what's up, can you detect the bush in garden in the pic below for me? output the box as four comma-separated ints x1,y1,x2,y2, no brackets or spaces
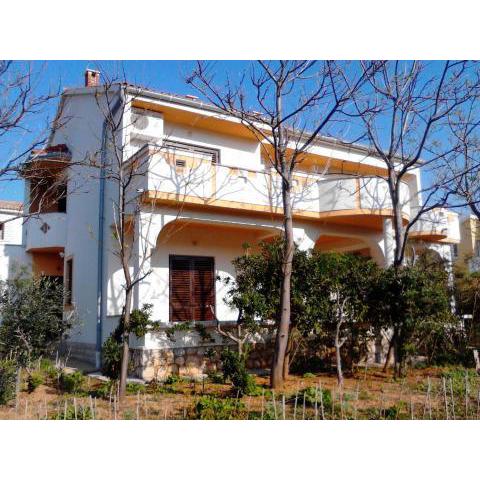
52,404,93,420
89,380,116,399
126,382,146,395
101,336,122,379
194,396,245,419
59,371,85,394
370,252,455,376
0,273,74,367
39,358,60,383
226,242,380,381
27,371,44,393
296,386,332,410
0,359,18,405
220,348,259,396
101,304,154,379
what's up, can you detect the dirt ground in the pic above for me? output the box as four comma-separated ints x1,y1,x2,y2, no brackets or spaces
1,365,478,420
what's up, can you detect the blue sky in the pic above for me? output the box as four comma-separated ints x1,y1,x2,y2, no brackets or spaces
0,60,461,207
0,60,250,201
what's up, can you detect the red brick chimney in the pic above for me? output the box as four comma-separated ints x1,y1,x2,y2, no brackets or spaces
85,69,100,87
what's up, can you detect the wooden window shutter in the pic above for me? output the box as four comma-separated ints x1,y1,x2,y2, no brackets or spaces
169,255,215,322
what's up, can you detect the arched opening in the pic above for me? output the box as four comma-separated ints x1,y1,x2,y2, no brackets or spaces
147,219,282,323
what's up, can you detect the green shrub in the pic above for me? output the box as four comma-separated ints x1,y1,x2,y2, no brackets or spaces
101,304,155,380
39,358,59,382
147,378,180,395
297,386,332,410
383,405,400,420
0,359,17,405
101,336,122,379
90,380,115,399
303,372,316,379
207,371,224,384
194,396,245,419
248,404,276,420
59,371,85,394
0,274,73,366
27,371,44,393
126,382,146,395
164,374,182,385
359,404,405,420
122,409,135,420
220,348,258,396
441,367,478,397
52,404,93,420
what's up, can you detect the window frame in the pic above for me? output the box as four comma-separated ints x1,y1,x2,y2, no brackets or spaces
169,254,216,322
163,139,220,165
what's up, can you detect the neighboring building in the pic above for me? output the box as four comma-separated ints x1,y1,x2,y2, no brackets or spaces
0,200,29,281
14,70,461,379
457,215,480,272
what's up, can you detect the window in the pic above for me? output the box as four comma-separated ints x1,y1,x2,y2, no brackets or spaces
57,185,67,213
29,180,68,214
475,240,480,257
452,243,458,258
169,255,215,322
64,258,73,305
0,222,4,240
164,140,220,165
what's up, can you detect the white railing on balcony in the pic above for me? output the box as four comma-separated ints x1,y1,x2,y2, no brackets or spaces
145,155,411,218
411,208,460,241
25,212,67,251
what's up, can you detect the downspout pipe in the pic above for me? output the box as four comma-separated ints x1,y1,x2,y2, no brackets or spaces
95,88,125,369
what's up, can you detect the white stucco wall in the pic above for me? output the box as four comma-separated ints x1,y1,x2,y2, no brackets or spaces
164,121,262,170
49,92,107,346
0,210,29,281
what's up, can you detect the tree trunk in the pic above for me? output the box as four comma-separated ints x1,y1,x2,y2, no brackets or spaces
393,332,403,379
271,173,294,389
118,286,133,398
382,330,395,372
473,349,480,375
283,351,290,380
335,319,344,387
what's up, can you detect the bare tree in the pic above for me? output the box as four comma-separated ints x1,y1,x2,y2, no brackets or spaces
351,60,480,267
442,98,480,221
93,71,209,397
349,60,480,376
0,61,59,220
187,60,380,388
441,97,480,372
92,78,153,398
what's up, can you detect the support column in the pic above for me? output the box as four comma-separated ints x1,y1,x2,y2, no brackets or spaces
134,211,164,312
383,217,395,267
294,226,318,252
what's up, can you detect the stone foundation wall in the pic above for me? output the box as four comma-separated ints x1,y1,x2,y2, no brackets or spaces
132,341,274,382
60,341,97,367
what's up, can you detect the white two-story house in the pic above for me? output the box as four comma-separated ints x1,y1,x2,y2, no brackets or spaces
20,70,461,380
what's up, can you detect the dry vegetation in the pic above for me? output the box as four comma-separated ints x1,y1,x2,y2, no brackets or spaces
1,365,479,420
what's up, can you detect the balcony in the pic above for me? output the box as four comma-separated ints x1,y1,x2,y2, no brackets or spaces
139,149,411,229
25,212,67,252
410,209,460,243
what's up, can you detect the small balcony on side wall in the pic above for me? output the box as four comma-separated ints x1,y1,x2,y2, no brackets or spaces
410,208,460,243
21,144,70,253
25,212,67,252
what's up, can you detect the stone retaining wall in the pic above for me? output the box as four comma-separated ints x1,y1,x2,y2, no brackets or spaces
132,341,274,381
